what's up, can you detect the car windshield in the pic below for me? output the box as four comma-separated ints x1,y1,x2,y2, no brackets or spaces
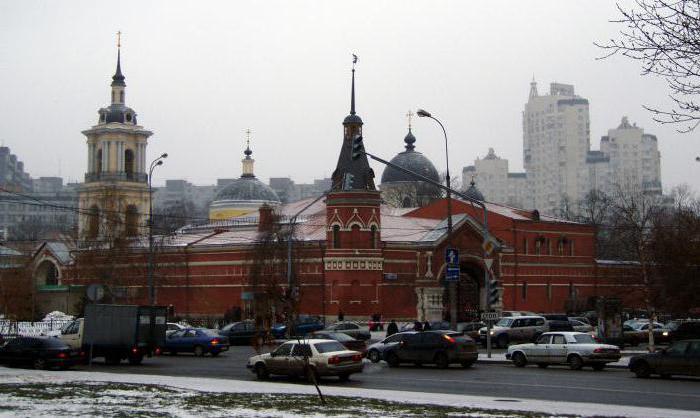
496,318,513,327
328,333,353,342
573,334,596,344
314,341,347,353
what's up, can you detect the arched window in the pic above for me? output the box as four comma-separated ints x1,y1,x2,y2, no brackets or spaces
96,149,102,173
124,149,134,178
125,205,138,237
332,225,341,248
36,260,59,286
370,225,378,249
402,196,411,208
87,205,100,239
119,91,124,103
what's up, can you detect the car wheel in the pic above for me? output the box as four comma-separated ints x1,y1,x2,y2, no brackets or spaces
568,355,584,370
632,361,651,378
434,352,449,369
338,373,350,382
255,363,269,380
592,364,605,371
193,345,205,357
33,358,46,370
512,352,527,368
461,361,475,368
497,334,509,349
536,363,549,369
386,352,400,368
368,350,381,363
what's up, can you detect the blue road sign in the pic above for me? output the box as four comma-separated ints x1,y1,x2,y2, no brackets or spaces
445,248,459,265
446,266,460,281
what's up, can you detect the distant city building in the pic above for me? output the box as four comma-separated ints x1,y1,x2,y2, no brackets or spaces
462,81,662,215
152,179,215,225
268,177,331,204
0,146,32,193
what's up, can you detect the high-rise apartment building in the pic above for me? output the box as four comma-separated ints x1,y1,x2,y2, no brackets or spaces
461,81,662,216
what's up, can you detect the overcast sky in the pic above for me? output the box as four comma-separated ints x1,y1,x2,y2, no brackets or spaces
1,0,699,193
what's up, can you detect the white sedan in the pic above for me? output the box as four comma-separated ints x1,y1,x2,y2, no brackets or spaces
569,319,593,333
506,332,621,370
247,339,364,381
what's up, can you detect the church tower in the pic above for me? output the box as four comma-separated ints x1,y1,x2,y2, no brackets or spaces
325,57,383,318
78,35,153,241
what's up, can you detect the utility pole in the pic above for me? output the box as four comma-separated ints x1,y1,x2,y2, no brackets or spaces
147,153,167,305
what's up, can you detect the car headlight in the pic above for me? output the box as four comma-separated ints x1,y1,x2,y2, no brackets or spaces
662,331,668,336
489,331,495,335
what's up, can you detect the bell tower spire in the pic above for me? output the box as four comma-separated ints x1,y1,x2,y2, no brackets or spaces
241,129,255,177
111,31,126,105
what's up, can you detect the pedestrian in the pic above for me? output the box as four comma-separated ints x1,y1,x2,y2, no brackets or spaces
338,310,344,322
414,320,423,331
386,320,398,337
423,321,431,331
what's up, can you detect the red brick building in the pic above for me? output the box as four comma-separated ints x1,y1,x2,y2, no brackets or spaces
37,65,644,321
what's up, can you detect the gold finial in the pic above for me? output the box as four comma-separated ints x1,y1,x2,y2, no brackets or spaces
470,173,478,186
245,128,251,147
117,31,122,48
406,110,414,129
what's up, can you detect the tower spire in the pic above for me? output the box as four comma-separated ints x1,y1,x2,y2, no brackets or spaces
112,31,125,87
350,54,358,115
242,129,255,177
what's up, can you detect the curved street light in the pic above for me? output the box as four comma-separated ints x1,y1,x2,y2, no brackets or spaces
147,153,168,306
417,108,456,330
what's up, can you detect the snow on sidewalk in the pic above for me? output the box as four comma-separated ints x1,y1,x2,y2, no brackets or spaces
0,366,695,418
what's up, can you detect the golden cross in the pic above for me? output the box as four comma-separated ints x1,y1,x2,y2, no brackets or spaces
117,31,121,48
245,129,251,147
406,110,414,129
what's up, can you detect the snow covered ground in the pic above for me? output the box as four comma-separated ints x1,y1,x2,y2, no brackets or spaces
0,366,696,418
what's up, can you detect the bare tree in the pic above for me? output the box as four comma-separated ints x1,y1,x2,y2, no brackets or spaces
598,0,700,132
578,189,615,258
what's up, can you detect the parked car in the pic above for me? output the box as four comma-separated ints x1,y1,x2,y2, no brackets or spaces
366,331,417,363
457,322,485,341
0,336,82,370
247,339,364,381
568,316,591,326
164,328,229,356
623,324,646,347
382,330,478,368
661,320,700,343
629,339,700,378
506,332,621,370
479,316,547,348
542,314,574,332
569,319,593,333
323,322,371,341
219,320,261,345
632,322,669,343
167,322,188,335
400,321,451,332
310,331,367,356
501,311,537,317
271,315,325,339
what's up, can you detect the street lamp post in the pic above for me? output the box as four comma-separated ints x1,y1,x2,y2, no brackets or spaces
417,109,457,330
147,153,168,306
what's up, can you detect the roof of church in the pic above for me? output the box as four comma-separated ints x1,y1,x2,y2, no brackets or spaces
380,129,440,185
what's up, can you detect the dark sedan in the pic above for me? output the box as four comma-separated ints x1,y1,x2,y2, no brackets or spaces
383,330,478,368
310,331,367,356
219,321,261,345
366,331,416,363
164,328,229,356
323,322,371,341
629,339,700,378
0,336,82,369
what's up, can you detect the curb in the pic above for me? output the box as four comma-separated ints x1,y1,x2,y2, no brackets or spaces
476,358,630,369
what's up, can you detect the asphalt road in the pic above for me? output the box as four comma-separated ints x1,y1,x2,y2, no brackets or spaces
76,346,700,412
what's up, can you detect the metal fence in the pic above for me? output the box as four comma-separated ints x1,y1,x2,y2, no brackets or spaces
0,319,72,337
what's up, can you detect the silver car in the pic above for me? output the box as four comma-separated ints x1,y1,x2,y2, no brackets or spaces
506,332,621,370
247,339,364,381
479,316,547,348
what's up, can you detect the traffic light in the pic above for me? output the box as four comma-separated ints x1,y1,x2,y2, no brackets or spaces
488,278,501,307
351,136,364,160
343,173,355,190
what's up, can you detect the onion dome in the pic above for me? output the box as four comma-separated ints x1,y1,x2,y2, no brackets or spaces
463,179,485,201
380,129,440,184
